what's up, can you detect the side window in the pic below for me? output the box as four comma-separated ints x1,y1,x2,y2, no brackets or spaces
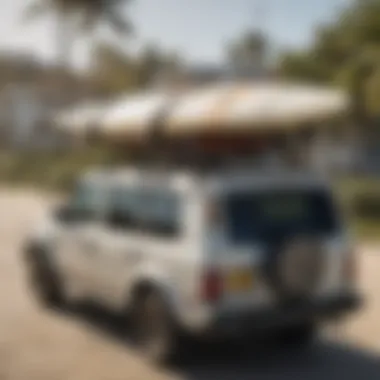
67,180,104,221
106,185,141,231
139,189,182,238
105,185,182,239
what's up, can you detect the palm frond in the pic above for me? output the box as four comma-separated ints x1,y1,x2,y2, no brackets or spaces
74,0,133,35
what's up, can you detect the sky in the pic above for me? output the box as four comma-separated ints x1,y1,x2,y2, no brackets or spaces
0,0,351,70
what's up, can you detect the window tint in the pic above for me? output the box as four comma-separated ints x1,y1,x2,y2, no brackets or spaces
106,185,181,238
106,186,141,230
139,189,181,238
67,180,104,221
223,189,339,244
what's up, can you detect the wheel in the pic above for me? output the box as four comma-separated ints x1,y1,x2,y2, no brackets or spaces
278,322,316,346
26,249,65,309
131,290,181,364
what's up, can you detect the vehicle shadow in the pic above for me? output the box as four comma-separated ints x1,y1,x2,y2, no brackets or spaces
174,340,380,380
61,303,380,380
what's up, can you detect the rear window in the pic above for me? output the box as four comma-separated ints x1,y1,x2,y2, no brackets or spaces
223,189,340,244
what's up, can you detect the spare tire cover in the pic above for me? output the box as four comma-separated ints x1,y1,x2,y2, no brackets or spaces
266,237,325,300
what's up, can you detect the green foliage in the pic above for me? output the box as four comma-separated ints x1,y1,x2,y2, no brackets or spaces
90,42,184,95
278,0,380,118
90,43,140,94
24,0,133,35
334,177,380,241
24,0,133,70
0,145,123,191
279,51,331,82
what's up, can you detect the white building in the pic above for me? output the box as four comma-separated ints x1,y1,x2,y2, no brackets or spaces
0,84,79,150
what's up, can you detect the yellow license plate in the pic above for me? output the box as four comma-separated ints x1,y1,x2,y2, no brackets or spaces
226,269,254,293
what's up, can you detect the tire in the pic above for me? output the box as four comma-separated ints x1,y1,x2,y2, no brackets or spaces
131,290,181,364
26,248,65,309
278,322,316,346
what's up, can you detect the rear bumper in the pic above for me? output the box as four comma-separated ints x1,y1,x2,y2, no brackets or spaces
203,293,362,338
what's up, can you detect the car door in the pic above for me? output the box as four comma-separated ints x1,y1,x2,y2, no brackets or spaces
53,178,107,299
136,186,192,301
87,182,143,308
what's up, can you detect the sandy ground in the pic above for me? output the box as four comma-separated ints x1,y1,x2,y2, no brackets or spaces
0,189,379,380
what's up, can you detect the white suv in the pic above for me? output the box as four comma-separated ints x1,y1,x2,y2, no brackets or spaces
23,166,361,362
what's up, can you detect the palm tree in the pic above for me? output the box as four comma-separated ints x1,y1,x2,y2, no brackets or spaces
24,0,133,70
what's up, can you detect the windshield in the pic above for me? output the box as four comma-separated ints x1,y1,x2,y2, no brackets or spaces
223,189,340,244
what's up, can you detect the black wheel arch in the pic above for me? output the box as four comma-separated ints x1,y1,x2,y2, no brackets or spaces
23,240,48,262
131,280,162,304
23,240,58,275
129,279,176,319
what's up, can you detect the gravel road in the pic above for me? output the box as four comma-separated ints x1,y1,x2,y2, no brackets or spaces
0,189,379,380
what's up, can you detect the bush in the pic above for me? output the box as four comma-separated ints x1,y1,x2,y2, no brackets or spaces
0,145,123,191
335,178,380,240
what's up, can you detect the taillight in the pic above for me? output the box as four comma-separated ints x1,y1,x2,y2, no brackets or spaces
201,268,223,303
